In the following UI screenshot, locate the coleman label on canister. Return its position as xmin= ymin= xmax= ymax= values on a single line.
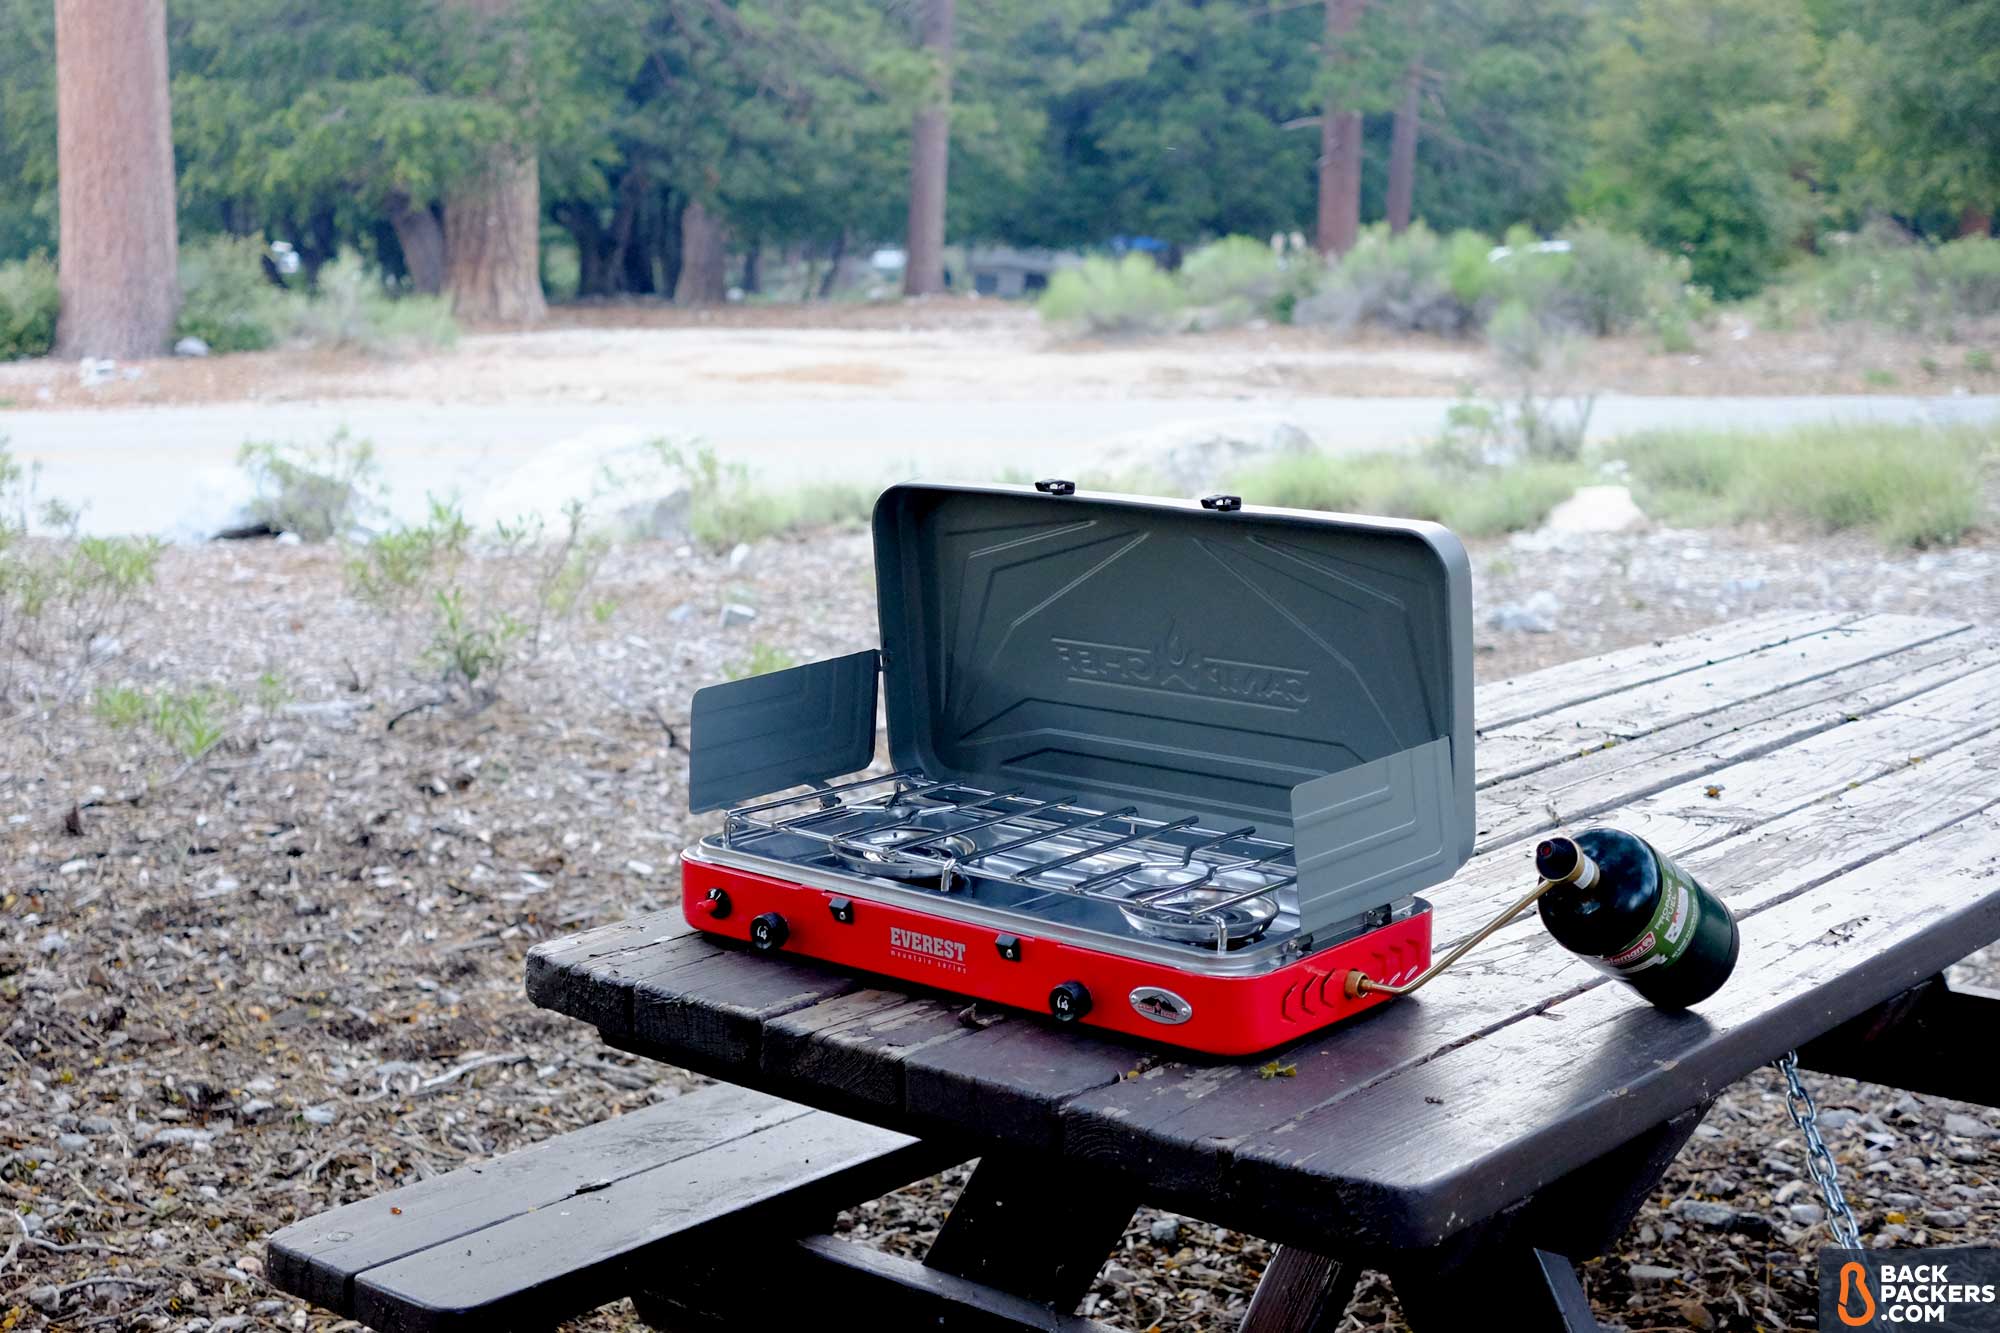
xmin=1593 ymin=851 xmax=1702 ymax=975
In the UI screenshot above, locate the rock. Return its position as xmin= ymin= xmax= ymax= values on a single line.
xmin=173 ymin=335 xmax=211 ymax=357
xmin=1926 ymin=1208 xmax=1969 ymax=1229
xmin=150 ymin=1127 xmax=214 ymax=1148
xmin=1149 ymin=1216 xmax=1181 ymax=1245
xmin=1673 ymin=1200 xmax=1739 ymax=1228
xmin=1774 ymin=1179 xmax=1809 ymax=1204
xmin=728 ymin=542 xmax=753 ymax=571
xmin=211 ymin=1318 xmax=253 ymax=1332
xmin=55 ymin=1133 xmax=88 ymax=1153
xmin=1102 ymin=1264 xmax=1140 ymax=1285
xmin=1789 ymin=1203 xmax=1826 ymax=1225
xmin=79 ymin=1115 xmax=116 ymax=1134
xmin=238 ymin=1098 xmax=276 ymax=1120
xmin=1628 ymin=1264 xmax=1681 ymax=1282
xmin=78 ymin=357 xmax=117 ymax=388
xmin=464 ymin=426 xmax=695 ymax=541
xmin=1542 ymin=484 xmax=1648 ymax=535
xmin=1943 ymin=1112 xmax=1997 ymax=1138
xmin=301 ymin=1105 xmax=337 ymax=1126
xmin=719 ymin=602 xmax=758 ymax=629
xmin=1488 ymin=589 xmax=1562 ymax=634
xmin=1091 ymin=416 xmax=1316 ymax=496
xmin=166 ymin=464 xmax=264 ymax=544
xmin=666 ymin=602 xmax=695 ymax=624
xmin=1675 ymin=1296 xmax=1716 ymax=1330
xmin=1815 ymin=1108 xmax=1862 ymax=1131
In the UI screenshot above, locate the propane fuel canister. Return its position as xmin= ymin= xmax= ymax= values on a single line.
xmin=1534 ymin=828 xmax=1739 ymax=1008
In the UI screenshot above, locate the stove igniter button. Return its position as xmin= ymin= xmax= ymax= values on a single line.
xmin=694 ymin=887 xmax=731 ymax=920
xmin=749 ymin=912 xmax=789 ymax=952
xmin=1048 ymin=981 xmax=1091 ymax=1022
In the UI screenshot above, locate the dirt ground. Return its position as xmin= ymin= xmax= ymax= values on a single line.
xmin=2 ymin=515 xmax=1996 ymax=1332
xmin=2 ymin=298 xmax=1995 ymax=412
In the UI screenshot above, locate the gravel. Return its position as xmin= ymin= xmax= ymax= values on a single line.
xmin=1 ymin=521 xmax=1994 ymax=1331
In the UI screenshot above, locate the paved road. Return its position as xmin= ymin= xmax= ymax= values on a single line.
xmin=7 ymin=392 xmax=1998 ymax=536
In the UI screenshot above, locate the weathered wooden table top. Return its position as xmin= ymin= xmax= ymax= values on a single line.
xmin=529 ymin=610 xmax=2000 ymax=1259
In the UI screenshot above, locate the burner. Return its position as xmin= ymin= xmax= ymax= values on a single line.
xmin=1117 ymin=867 xmax=1281 ymax=946
xmin=828 ymin=808 xmax=981 ymax=882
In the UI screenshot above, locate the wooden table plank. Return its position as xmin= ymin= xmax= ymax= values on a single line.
xmin=1474 ymin=620 xmax=1982 ymax=790
xmin=1471 ymin=609 xmax=1862 ymax=733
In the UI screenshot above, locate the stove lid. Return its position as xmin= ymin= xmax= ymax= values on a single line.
xmin=872 ymin=482 xmax=1473 ymax=858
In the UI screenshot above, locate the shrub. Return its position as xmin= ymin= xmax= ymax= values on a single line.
xmin=650 ymin=441 xmax=875 ymax=551
xmin=1802 ymin=234 xmax=2000 ymax=337
xmin=176 ymin=235 xmax=300 ymax=353
xmin=0 ymin=255 xmax=58 ymax=360
xmin=1614 ymin=422 xmax=1994 ymax=548
xmin=238 ymin=429 xmax=384 ymax=541
xmin=1295 ymin=224 xmax=1481 ymax=336
xmin=1037 ymin=255 xmax=1183 ymax=336
xmin=1179 ymin=236 xmax=1290 ymax=325
xmin=1228 ymin=449 xmax=1585 ymax=538
xmin=291 ymin=250 xmax=457 ymax=352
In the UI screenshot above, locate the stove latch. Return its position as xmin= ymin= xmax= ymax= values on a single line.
xmin=994 ymin=934 xmax=1022 ymax=962
xmin=1033 ymin=478 xmax=1076 ymax=496
xmin=1199 ymin=493 xmax=1242 ymax=512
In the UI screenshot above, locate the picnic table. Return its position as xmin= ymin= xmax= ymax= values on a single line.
xmin=526 ymin=609 xmax=2000 ymax=1331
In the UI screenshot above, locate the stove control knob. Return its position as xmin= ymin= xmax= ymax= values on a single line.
xmin=749 ymin=912 xmax=789 ymax=953
xmin=1048 ymin=981 xmax=1092 ymax=1022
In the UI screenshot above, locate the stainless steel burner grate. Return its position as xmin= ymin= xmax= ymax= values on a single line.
xmin=722 ymin=770 xmax=1298 ymax=950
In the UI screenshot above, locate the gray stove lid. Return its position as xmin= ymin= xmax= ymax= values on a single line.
xmin=871 ymin=482 xmax=1473 ymax=856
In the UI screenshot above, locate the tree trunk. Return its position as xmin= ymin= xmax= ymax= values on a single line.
xmin=388 ymin=194 xmax=446 ymax=294
xmin=1385 ymin=64 xmax=1421 ymax=235
xmin=741 ymin=239 xmax=761 ymax=295
xmin=817 ymin=231 xmax=848 ymax=300
xmin=1315 ymin=0 xmax=1366 ymax=257
xmin=1960 ymin=205 xmax=1993 ymax=238
xmin=54 ymin=0 xmax=179 ymax=360
xmin=442 ymin=0 xmax=546 ymax=324
xmin=674 ymin=199 xmax=728 ymax=305
xmin=903 ymin=0 xmax=954 ymax=296
xmin=553 ymin=201 xmax=612 ymax=297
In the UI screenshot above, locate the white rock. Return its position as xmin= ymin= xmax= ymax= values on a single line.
xmin=464 ymin=426 xmax=694 ymax=540
xmin=1944 ymin=1112 xmax=1997 ymax=1138
xmin=728 ymin=542 xmax=753 ymax=570
xmin=163 ymin=464 xmax=263 ymax=544
xmin=78 ymin=357 xmax=117 ymax=387
xmin=1542 ymin=484 xmax=1647 ymax=535
xmin=173 ymin=335 xmax=211 ymax=357
xmin=1091 ymin=416 xmax=1315 ymax=496
xmin=301 ymin=1105 xmax=337 ymax=1126
xmin=720 ymin=602 xmax=758 ymax=629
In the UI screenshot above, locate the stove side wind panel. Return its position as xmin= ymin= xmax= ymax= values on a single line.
xmin=871 ymin=484 xmax=1473 ymax=883
xmin=688 ymin=649 xmax=881 ymax=812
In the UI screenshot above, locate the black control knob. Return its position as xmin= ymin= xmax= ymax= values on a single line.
xmin=748 ymin=912 xmax=789 ymax=953
xmin=1048 ymin=981 xmax=1092 ymax=1022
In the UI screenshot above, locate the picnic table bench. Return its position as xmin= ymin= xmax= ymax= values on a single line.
xmin=273 ymin=609 xmax=2000 ymax=1331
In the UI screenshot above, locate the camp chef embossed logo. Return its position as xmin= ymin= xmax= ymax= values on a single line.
xmin=1052 ymin=621 xmax=1310 ymax=708
xmin=887 ymin=925 xmax=969 ymax=973
xmin=1820 ymin=1250 xmax=2000 ymax=1330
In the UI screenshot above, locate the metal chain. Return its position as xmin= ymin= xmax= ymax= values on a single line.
xmin=1775 ymin=1049 xmax=1864 ymax=1250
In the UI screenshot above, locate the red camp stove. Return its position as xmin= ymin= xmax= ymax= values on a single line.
xmin=682 ymin=480 xmax=1474 ymax=1056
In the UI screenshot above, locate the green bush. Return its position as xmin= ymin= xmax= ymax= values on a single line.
xmin=650 ymin=440 xmax=876 ymax=551
xmin=1036 ymin=255 xmax=1184 ymax=336
xmin=1295 ymin=224 xmax=1482 ymax=336
xmin=291 ymin=250 xmax=457 ymax=352
xmin=1179 ymin=236 xmax=1291 ymax=325
xmin=1615 ymin=422 xmax=1994 ymax=548
xmin=1802 ymin=235 xmax=2000 ymax=337
xmin=176 ymin=235 xmax=300 ymax=353
xmin=0 ymin=255 xmax=59 ymax=360
xmin=1228 ymin=449 xmax=1585 ymax=538
xmin=238 ymin=429 xmax=384 ymax=541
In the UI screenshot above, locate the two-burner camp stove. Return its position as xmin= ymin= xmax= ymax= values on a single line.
xmin=681 ymin=481 xmax=1474 ymax=1055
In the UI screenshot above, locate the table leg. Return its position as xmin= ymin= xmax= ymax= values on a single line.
xmin=1799 ymin=975 xmax=2000 ymax=1108
xmin=1237 ymin=1246 xmax=1360 ymax=1333
xmin=923 ymin=1151 xmax=1139 ymax=1311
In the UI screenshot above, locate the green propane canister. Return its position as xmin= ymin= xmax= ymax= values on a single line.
xmin=1533 ymin=828 xmax=1740 ymax=1008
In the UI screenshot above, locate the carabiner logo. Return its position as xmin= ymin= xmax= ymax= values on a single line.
xmin=1837 ymin=1261 xmax=1876 ymax=1327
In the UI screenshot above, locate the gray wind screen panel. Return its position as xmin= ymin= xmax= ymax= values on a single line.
xmin=688 ymin=650 xmax=880 ymax=813
xmin=872 ymin=485 xmax=1472 ymax=858
xmin=1290 ymin=736 xmax=1459 ymax=925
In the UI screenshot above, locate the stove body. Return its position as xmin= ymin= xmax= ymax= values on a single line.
xmin=681 ymin=482 xmax=1473 ymax=1056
